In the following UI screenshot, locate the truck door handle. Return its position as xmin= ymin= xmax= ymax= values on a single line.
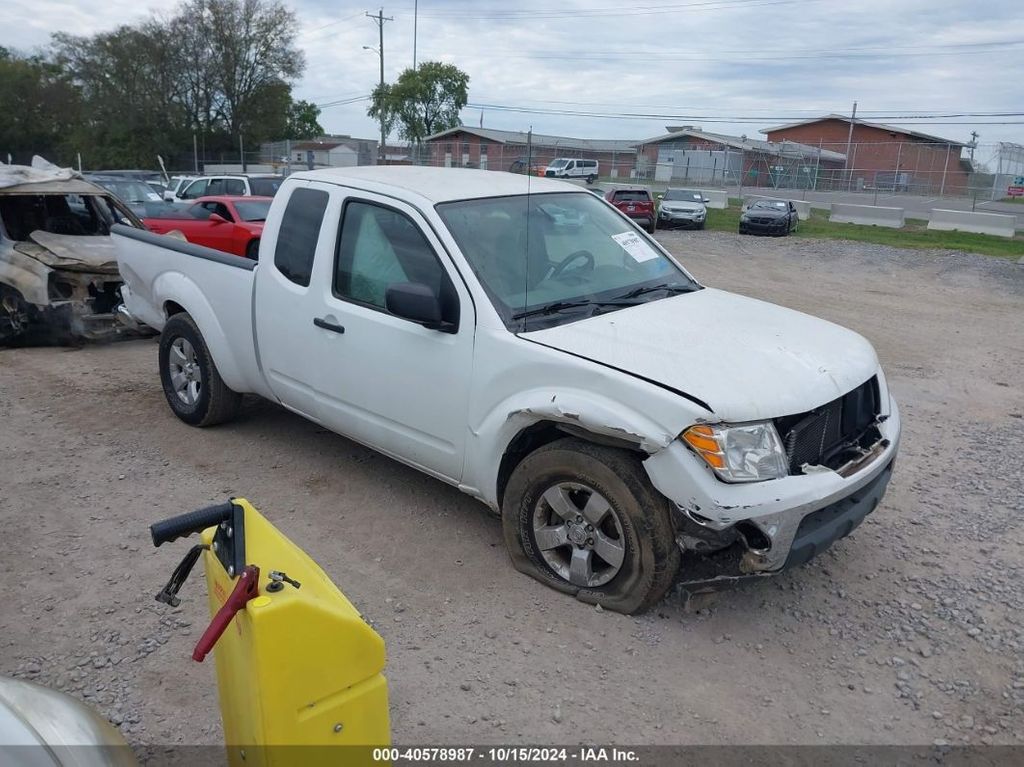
xmin=313 ymin=317 xmax=345 ymax=334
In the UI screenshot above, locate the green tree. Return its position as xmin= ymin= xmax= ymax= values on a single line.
xmin=285 ymin=99 xmax=324 ymax=140
xmin=0 ymin=48 xmax=82 ymax=164
xmin=54 ymin=23 xmax=189 ymax=167
xmin=368 ymin=61 xmax=469 ymax=148
xmin=191 ymin=0 xmax=305 ymax=144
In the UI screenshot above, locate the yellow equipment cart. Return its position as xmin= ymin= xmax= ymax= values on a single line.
xmin=150 ymin=499 xmax=391 ymax=766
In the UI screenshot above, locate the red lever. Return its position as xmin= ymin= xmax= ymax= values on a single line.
xmin=192 ymin=565 xmax=260 ymax=662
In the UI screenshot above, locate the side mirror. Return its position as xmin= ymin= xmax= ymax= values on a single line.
xmin=702 ymin=197 xmax=710 ymax=203
xmin=656 ymin=193 xmax=664 ymax=200
xmin=386 ymin=282 xmax=447 ymax=330
xmin=209 ymin=213 xmax=227 ymax=224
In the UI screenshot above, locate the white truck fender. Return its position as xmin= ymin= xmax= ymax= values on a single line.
xmin=151 ymin=271 xmax=252 ymax=393
xmin=465 ymin=388 xmax=680 ymax=509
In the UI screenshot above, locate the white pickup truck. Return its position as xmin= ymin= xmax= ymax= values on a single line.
xmin=113 ymin=167 xmax=900 ymax=613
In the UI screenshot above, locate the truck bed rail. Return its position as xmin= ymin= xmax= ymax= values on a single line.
xmin=111 ymin=224 xmax=256 ymax=271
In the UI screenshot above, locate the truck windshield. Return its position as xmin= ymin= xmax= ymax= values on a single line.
xmin=549 ymin=159 xmax=569 ymax=168
xmin=436 ymin=192 xmax=698 ymax=330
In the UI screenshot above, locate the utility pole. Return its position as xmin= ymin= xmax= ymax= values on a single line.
xmin=366 ymin=8 xmax=393 ymax=165
xmin=844 ymin=101 xmax=857 ymax=191
xmin=413 ymin=0 xmax=418 ymax=69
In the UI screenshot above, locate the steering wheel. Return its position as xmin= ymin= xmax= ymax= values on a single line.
xmin=551 ymin=250 xmax=595 ymax=279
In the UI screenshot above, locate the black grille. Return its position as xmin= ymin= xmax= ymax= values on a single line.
xmin=775 ymin=377 xmax=880 ymax=474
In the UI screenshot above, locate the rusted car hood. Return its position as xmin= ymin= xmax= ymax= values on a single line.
xmin=13 ymin=231 xmax=119 ymax=273
xmin=521 ymin=287 xmax=880 ymax=421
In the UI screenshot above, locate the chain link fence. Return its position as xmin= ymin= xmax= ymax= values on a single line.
xmin=150 ymin=139 xmax=1023 ymax=205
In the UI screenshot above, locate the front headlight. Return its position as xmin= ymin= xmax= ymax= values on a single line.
xmin=681 ymin=422 xmax=789 ymax=482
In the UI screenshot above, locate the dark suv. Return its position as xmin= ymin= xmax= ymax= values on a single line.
xmin=603 ymin=186 xmax=656 ymax=233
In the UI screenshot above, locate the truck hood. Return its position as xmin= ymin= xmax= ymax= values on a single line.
xmin=14 ymin=231 xmax=119 ymax=273
xmin=521 ymin=287 xmax=880 ymax=422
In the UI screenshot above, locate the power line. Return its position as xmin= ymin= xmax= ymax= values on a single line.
xmin=452 ymin=43 xmax=1024 ymax=63
xmin=298 ymin=11 xmax=366 ymax=42
xmin=464 ymin=101 xmax=1024 ymax=125
xmin=405 ymin=0 xmax=802 ymax=19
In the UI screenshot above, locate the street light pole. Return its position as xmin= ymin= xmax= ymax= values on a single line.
xmin=366 ymin=9 xmax=393 ymax=165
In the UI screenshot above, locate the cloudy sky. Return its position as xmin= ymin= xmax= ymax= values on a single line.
xmin=4 ymin=0 xmax=1023 ymax=155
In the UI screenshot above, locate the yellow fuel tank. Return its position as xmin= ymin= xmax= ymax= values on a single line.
xmin=198 ymin=499 xmax=390 ymax=766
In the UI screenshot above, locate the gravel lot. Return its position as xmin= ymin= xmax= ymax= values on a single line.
xmin=1 ymin=232 xmax=1022 ymax=750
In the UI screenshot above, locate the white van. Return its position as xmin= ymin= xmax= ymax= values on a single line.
xmin=545 ymin=158 xmax=599 ymax=182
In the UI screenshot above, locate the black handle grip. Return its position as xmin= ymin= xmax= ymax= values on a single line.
xmin=313 ymin=317 xmax=345 ymax=334
xmin=150 ymin=502 xmax=235 ymax=547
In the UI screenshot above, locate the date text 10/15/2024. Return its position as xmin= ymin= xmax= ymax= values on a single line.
xmin=372 ymin=747 xmax=640 ymax=763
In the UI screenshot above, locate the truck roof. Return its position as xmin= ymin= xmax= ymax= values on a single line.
xmin=287 ymin=166 xmax=579 ymax=203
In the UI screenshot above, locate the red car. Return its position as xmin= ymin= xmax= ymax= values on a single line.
xmin=600 ymin=185 xmax=657 ymax=234
xmin=144 ymin=196 xmax=271 ymax=259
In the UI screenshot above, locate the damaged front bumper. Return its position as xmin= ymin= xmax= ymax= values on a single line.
xmin=44 ymin=269 xmax=125 ymax=340
xmin=644 ymin=398 xmax=901 ymax=587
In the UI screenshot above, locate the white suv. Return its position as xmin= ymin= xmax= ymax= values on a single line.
xmin=173 ymin=175 xmax=283 ymax=202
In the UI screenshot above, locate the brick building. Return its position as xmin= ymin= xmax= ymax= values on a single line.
xmin=761 ymin=115 xmax=968 ymax=194
xmin=636 ymin=126 xmax=846 ymax=189
xmin=422 ymin=127 xmax=639 ymax=178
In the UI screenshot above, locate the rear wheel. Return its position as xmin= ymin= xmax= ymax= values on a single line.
xmin=646 ymin=218 xmax=657 ymax=235
xmin=158 ymin=313 xmax=241 ymax=426
xmin=502 ymin=438 xmax=680 ymax=614
xmin=587 ymin=174 xmax=597 ymax=184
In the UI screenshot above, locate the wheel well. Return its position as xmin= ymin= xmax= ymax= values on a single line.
xmin=496 ymin=420 xmax=645 ymax=508
xmin=164 ymin=301 xmax=186 ymax=319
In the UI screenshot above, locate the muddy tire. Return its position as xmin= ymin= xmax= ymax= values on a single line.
xmin=158 ymin=313 xmax=241 ymax=426
xmin=502 ymin=438 xmax=680 ymax=614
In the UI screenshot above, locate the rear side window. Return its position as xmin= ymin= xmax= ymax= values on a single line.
xmin=250 ymin=178 xmax=283 ymax=196
xmin=274 ymin=187 xmax=329 ymax=286
xmin=224 ymin=178 xmax=245 ymax=196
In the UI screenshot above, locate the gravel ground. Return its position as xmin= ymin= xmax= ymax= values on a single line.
xmin=1 ymin=232 xmax=1022 ymax=750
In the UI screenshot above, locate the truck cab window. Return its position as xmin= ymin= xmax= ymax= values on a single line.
xmin=334 ymin=201 xmax=456 ymax=323
xmin=273 ymin=187 xmax=329 ymax=287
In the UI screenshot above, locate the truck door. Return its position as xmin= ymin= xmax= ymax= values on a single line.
xmin=309 ymin=192 xmax=474 ymax=482
xmin=253 ymin=182 xmax=333 ymax=420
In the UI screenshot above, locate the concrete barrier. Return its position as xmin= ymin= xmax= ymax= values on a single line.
xmin=696 ymin=189 xmax=728 ymax=209
xmin=745 ymin=195 xmax=811 ymax=220
xmin=829 ymin=203 xmax=905 ymax=228
xmin=927 ymin=209 xmax=1016 ymax=239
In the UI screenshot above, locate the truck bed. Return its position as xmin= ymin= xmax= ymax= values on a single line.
xmin=111 ymin=224 xmax=267 ymax=397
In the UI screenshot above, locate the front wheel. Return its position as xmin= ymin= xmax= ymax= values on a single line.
xmin=502 ymin=438 xmax=680 ymax=614
xmin=158 ymin=313 xmax=241 ymax=426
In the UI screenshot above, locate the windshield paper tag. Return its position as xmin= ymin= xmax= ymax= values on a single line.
xmin=612 ymin=231 xmax=658 ymax=263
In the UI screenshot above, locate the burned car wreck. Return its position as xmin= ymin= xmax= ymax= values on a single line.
xmin=0 ymin=161 xmax=143 ymax=344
